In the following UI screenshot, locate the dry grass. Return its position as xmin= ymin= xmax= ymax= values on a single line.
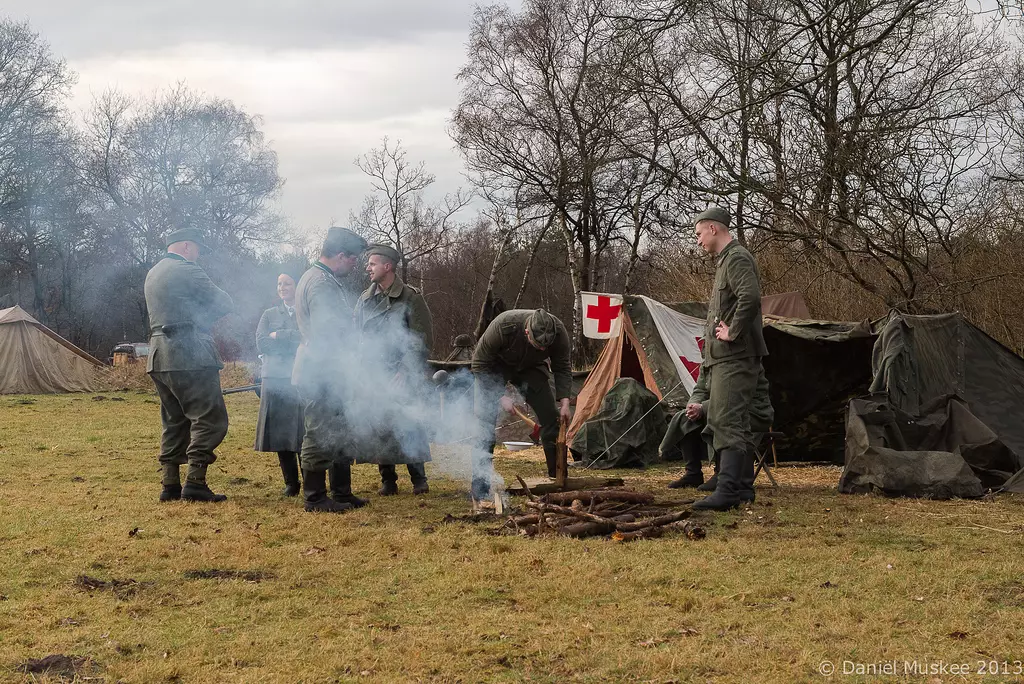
xmin=1 ymin=392 xmax=1024 ymax=683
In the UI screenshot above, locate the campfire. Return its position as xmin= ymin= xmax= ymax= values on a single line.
xmin=494 ymin=477 xmax=705 ymax=541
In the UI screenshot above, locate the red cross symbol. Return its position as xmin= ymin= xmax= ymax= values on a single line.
xmin=586 ymin=296 xmax=622 ymax=334
xmin=680 ymin=337 xmax=705 ymax=381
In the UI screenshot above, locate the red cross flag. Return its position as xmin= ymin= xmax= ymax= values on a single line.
xmin=581 ymin=292 xmax=624 ymax=339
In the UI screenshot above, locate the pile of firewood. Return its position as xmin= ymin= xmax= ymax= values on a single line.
xmin=495 ymin=477 xmax=706 ymax=542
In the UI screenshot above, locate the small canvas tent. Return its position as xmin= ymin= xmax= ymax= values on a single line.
xmin=0 ymin=305 xmax=102 ymax=394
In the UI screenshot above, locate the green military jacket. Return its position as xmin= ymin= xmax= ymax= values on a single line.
xmin=354 ymin=276 xmax=434 ymax=374
xmin=704 ymin=240 xmax=769 ymax=366
xmin=471 ymin=309 xmax=572 ymax=400
xmin=292 ymin=262 xmax=359 ymax=387
xmin=256 ymin=302 xmax=301 ymax=379
xmin=144 ymin=253 xmax=233 ymax=372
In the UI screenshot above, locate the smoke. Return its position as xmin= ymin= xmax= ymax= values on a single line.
xmin=307 ymin=301 xmax=506 ymax=499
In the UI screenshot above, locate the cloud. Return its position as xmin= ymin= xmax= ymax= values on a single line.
xmin=69 ymin=36 xmax=472 ymax=233
xmin=4 ymin=1 xmax=480 ymax=57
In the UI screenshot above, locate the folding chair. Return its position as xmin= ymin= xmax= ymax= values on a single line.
xmin=753 ymin=430 xmax=784 ymax=487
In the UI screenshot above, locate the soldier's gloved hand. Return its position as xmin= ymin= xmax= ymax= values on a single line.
xmin=685 ymin=402 xmax=704 ymax=420
xmin=499 ymin=396 xmax=516 ymax=413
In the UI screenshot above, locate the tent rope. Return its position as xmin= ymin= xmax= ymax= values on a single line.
xmin=579 ymin=377 xmax=686 ymax=471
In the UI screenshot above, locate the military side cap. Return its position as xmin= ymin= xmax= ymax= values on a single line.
xmin=164 ymin=228 xmax=210 ymax=251
xmin=693 ymin=206 xmax=731 ymax=228
xmin=527 ymin=308 xmax=558 ymax=348
xmin=365 ymin=243 xmax=402 ymax=265
xmin=324 ymin=226 xmax=368 ymax=255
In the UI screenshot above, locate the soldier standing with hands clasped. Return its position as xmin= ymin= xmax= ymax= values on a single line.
xmin=690 ymin=207 xmax=769 ymax=511
xmin=145 ymin=228 xmax=233 ymax=503
xmin=354 ymin=244 xmax=434 ymax=496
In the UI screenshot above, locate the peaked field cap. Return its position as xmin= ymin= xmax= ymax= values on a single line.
xmin=365 ymin=243 xmax=402 ymax=264
xmin=527 ymin=308 xmax=558 ymax=348
xmin=693 ymin=206 xmax=731 ymax=228
xmin=324 ymin=226 xmax=367 ymax=255
xmin=165 ymin=228 xmax=210 ymax=251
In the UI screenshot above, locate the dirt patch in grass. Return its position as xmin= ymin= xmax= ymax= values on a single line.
xmin=73 ymin=574 xmax=149 ymax=599
xmin=982 ymin=580 xmax=1024 ymax=608
xmin=182 ymin=568 xmax=274 ymax=583
xmin=18 ymin=654 xmax=98 ymax=679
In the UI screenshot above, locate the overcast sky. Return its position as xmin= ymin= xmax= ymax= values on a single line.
xmin=4 ymin=1 xmax=498 ymax=235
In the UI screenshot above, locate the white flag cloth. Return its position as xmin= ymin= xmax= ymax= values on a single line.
xmin=637 ymin=295 xmax=706 ymax=393
xmin=581 ymin=292 xmax=624 ymax=339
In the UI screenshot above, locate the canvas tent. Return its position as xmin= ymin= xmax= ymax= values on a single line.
xmin=568 ymin=292 xmax=822 ymax=442
xmin=840 ymin=311 xmax=1024 ymax=494
xmin=0 ymin=305 xmax=102 ymax=394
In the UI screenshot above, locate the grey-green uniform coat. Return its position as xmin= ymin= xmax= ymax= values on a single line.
xmin=703 ymin=240 xmax=769 ymax=451
xmin=353 ymin=276 xmax=434 ymax=465
xmin=144 ymin=252 xmax=233 ymax=473
xmin=292 ymin=262 xmax=360 ymax=471
xmin=471 ymin=309 xmax=572 ymax=452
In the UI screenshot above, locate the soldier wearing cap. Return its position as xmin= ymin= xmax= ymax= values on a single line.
xmin=353 ymin=244 xmax=435 ymax=496
xmin=292 ymin=226 xmax=369 ymax=513
xmin=471 ymin=309 xmax=572 ymax=499
xmin=690 ymin=206 xmax=769 ymax=510
xmin=145 ymin=228 xmax=233 ymax=503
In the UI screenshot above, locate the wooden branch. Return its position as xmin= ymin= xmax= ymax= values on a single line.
xmin=524 ymin=500 xmax=614 ymax=525
xmin=539 ymin=490 xmax=655 ymax=505
xmin=614 ymin=511 xmax=691 ymax=532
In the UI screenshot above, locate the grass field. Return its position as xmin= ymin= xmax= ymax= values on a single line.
xmin=2 ymin=391 xmax=1024 ymax=683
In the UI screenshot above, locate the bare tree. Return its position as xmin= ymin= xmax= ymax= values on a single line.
xmin=352 ymin=137 xmax=470 ymax=281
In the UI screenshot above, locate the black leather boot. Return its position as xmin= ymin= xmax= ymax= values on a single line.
xmin=543 ymin=443 xmax=558 ymax=479
xmin=668 ymin=447 xmax=705 ymax=489
xmin=693 ymin=448 xmax=744 ymax=511
xmin=330 ymin=462 xmax=368 ymax=508
xmin=304 ymin=468 xmax=352 ymax=513
xmin=182 ymin=464 xmax=227 ymax=503
xmin=697 ymin=452 xmax=720 ymax=492
xmin=408 ymin=463 xmax=429 ymax=495
xmin=378 ymin=465 xmax=399 ymax=496
xmin=739 ymin=446 xmax=756 ymax=503
xmin=160 ymin=464 xmax=181 ymax=501
xmin=278 ymin=452 xmax=301 ymax=497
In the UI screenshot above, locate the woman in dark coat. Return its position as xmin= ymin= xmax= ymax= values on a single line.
xmin=255 ymin=274 xmax=305 ymax=495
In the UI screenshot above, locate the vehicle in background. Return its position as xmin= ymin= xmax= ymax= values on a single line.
xmin=108 ymin=342 xmax=150 ymax=366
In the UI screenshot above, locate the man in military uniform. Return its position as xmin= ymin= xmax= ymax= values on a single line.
xmin=145 ymin=228 xmax=233 ymax=503
xmin=663 ymin=362 xmax=773 ymax=502
xmin=471 ymin=309 xmax=572 ymax=499
xmin=690 ymin=206 xmax=769 ymax=511
xmin=354 ymin=244 xmax=434 ymax=495
xmin=293 ymin=226 xmax=369 ymax=513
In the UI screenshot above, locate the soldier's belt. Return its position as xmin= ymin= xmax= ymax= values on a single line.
xmin=150 ymin=323 xmax=195 ymax=336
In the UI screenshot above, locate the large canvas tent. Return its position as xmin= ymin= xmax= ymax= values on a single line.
xmin=0 ymin=305 xmax=102 ymax=394
xmin=569 ymin=297 xmax=1024 ymax=491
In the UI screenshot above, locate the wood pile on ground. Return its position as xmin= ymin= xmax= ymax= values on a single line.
xmin=494 ymin=476 xmax=706 ymax=542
